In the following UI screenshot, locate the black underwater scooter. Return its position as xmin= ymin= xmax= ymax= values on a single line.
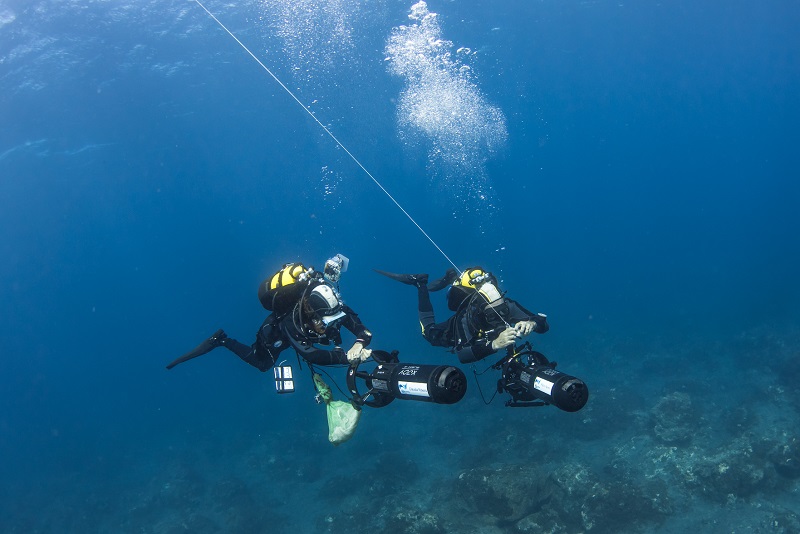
xmin=346 ymin=350 xmax=468 ymax=408
xmin=491 ymin=342 xmax=589 ymax=411
xmin=343 ymin=344 xmax=588 ymax=412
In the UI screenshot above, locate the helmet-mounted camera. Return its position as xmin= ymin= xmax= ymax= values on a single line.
xmin=324 ymin=253 xmax=349 ymax=284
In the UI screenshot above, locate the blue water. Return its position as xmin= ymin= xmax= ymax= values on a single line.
xmin=2 ymin=0 xmax=799 ymax=532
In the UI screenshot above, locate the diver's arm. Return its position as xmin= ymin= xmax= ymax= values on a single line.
xmin=457 ymin=327 xmax=518 ymax=364
xmin=340 ymin=306 xmax=373 ymax=362
xmin=287 ymin=335 xmax=349 ymax=365
xmin=277 ymin=314 xmax=349 ymax=365
xmin=457 ymin=338 xmax=497 ymax=364
xmin=528 ymin=312 xmax=549 ymax=334
xmin=340 ymin=305 xmax=373 ymax=347
xmin=508 ymin=301 xmax=549 ymax=334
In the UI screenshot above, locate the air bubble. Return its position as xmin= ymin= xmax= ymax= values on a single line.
xmin=385 ymin=1 xmax=507 ymax=211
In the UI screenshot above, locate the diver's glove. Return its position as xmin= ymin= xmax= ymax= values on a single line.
xmin=346 ymin=342 xmax=372 ymax=364
xmin=490 ymin=327 xmax=519 ymax=351
xmin=514 ymin=320 xmax=537 ymax=337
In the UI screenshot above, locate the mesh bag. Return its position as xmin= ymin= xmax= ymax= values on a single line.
xmin=313 ymin=373 xmax=361 ymax=445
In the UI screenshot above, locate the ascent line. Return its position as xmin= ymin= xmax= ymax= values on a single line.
xmin=192 ymin=0 xmax=459 ymax=272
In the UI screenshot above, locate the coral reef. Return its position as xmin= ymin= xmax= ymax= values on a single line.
xmin=651 ymin=391 xmax=698 ymax=445
xmin=4 ymin=327 xmax=800 ymax=533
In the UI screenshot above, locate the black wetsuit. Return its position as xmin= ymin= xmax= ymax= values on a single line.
xmin=415 ymin=284 xmax=548 ymax=364
xmin=221 ymin=304 xmax=372 ymax=372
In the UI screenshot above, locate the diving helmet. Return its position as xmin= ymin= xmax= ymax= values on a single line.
xmin=306 ymin=284 xmax=346 ymax=327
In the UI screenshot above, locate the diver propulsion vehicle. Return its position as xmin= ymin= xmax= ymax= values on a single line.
xmin=347 ymin=350 xmax=467 ymax=408
xmin=494 ymin=342 xmax=588 ymax=411
xmin=345 ymin=345 xmax=587 ymax=411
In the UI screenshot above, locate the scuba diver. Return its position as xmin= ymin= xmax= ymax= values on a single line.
xmin=167 ymin=254 xmax=373 ymax=372
xmin=375 ymin=267 xmax=549 ymax=364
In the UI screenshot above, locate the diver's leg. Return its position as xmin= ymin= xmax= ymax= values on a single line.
xmin=219 ymin=337 xmax=252 ymax=359
xmin=221 ymin=337 xmax=274 ymax=372
xmin=417 ymin=286 xmax=454 ymax=348
xmin=219 ymin=316 xmax=280 ymax=372
xmin=417 ymin=284 xmax=438 ymax=343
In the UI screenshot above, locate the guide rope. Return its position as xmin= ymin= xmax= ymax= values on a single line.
xmin=193 ymin=0 xmax=459 ymax=273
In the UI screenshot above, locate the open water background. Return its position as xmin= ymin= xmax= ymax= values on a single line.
xmin=1 ymin=0 xmax=799 ymax=532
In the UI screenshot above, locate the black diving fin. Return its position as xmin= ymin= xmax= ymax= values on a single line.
xmin=373 ymin=269 xmax=429 ymax=287
xmin=166 ymin=329 xmax=227 ymax=370
xmin=427 ymin=268 xmax=458 ymax=292
xmin=374 ymin=268 xmax=457 ymax=292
